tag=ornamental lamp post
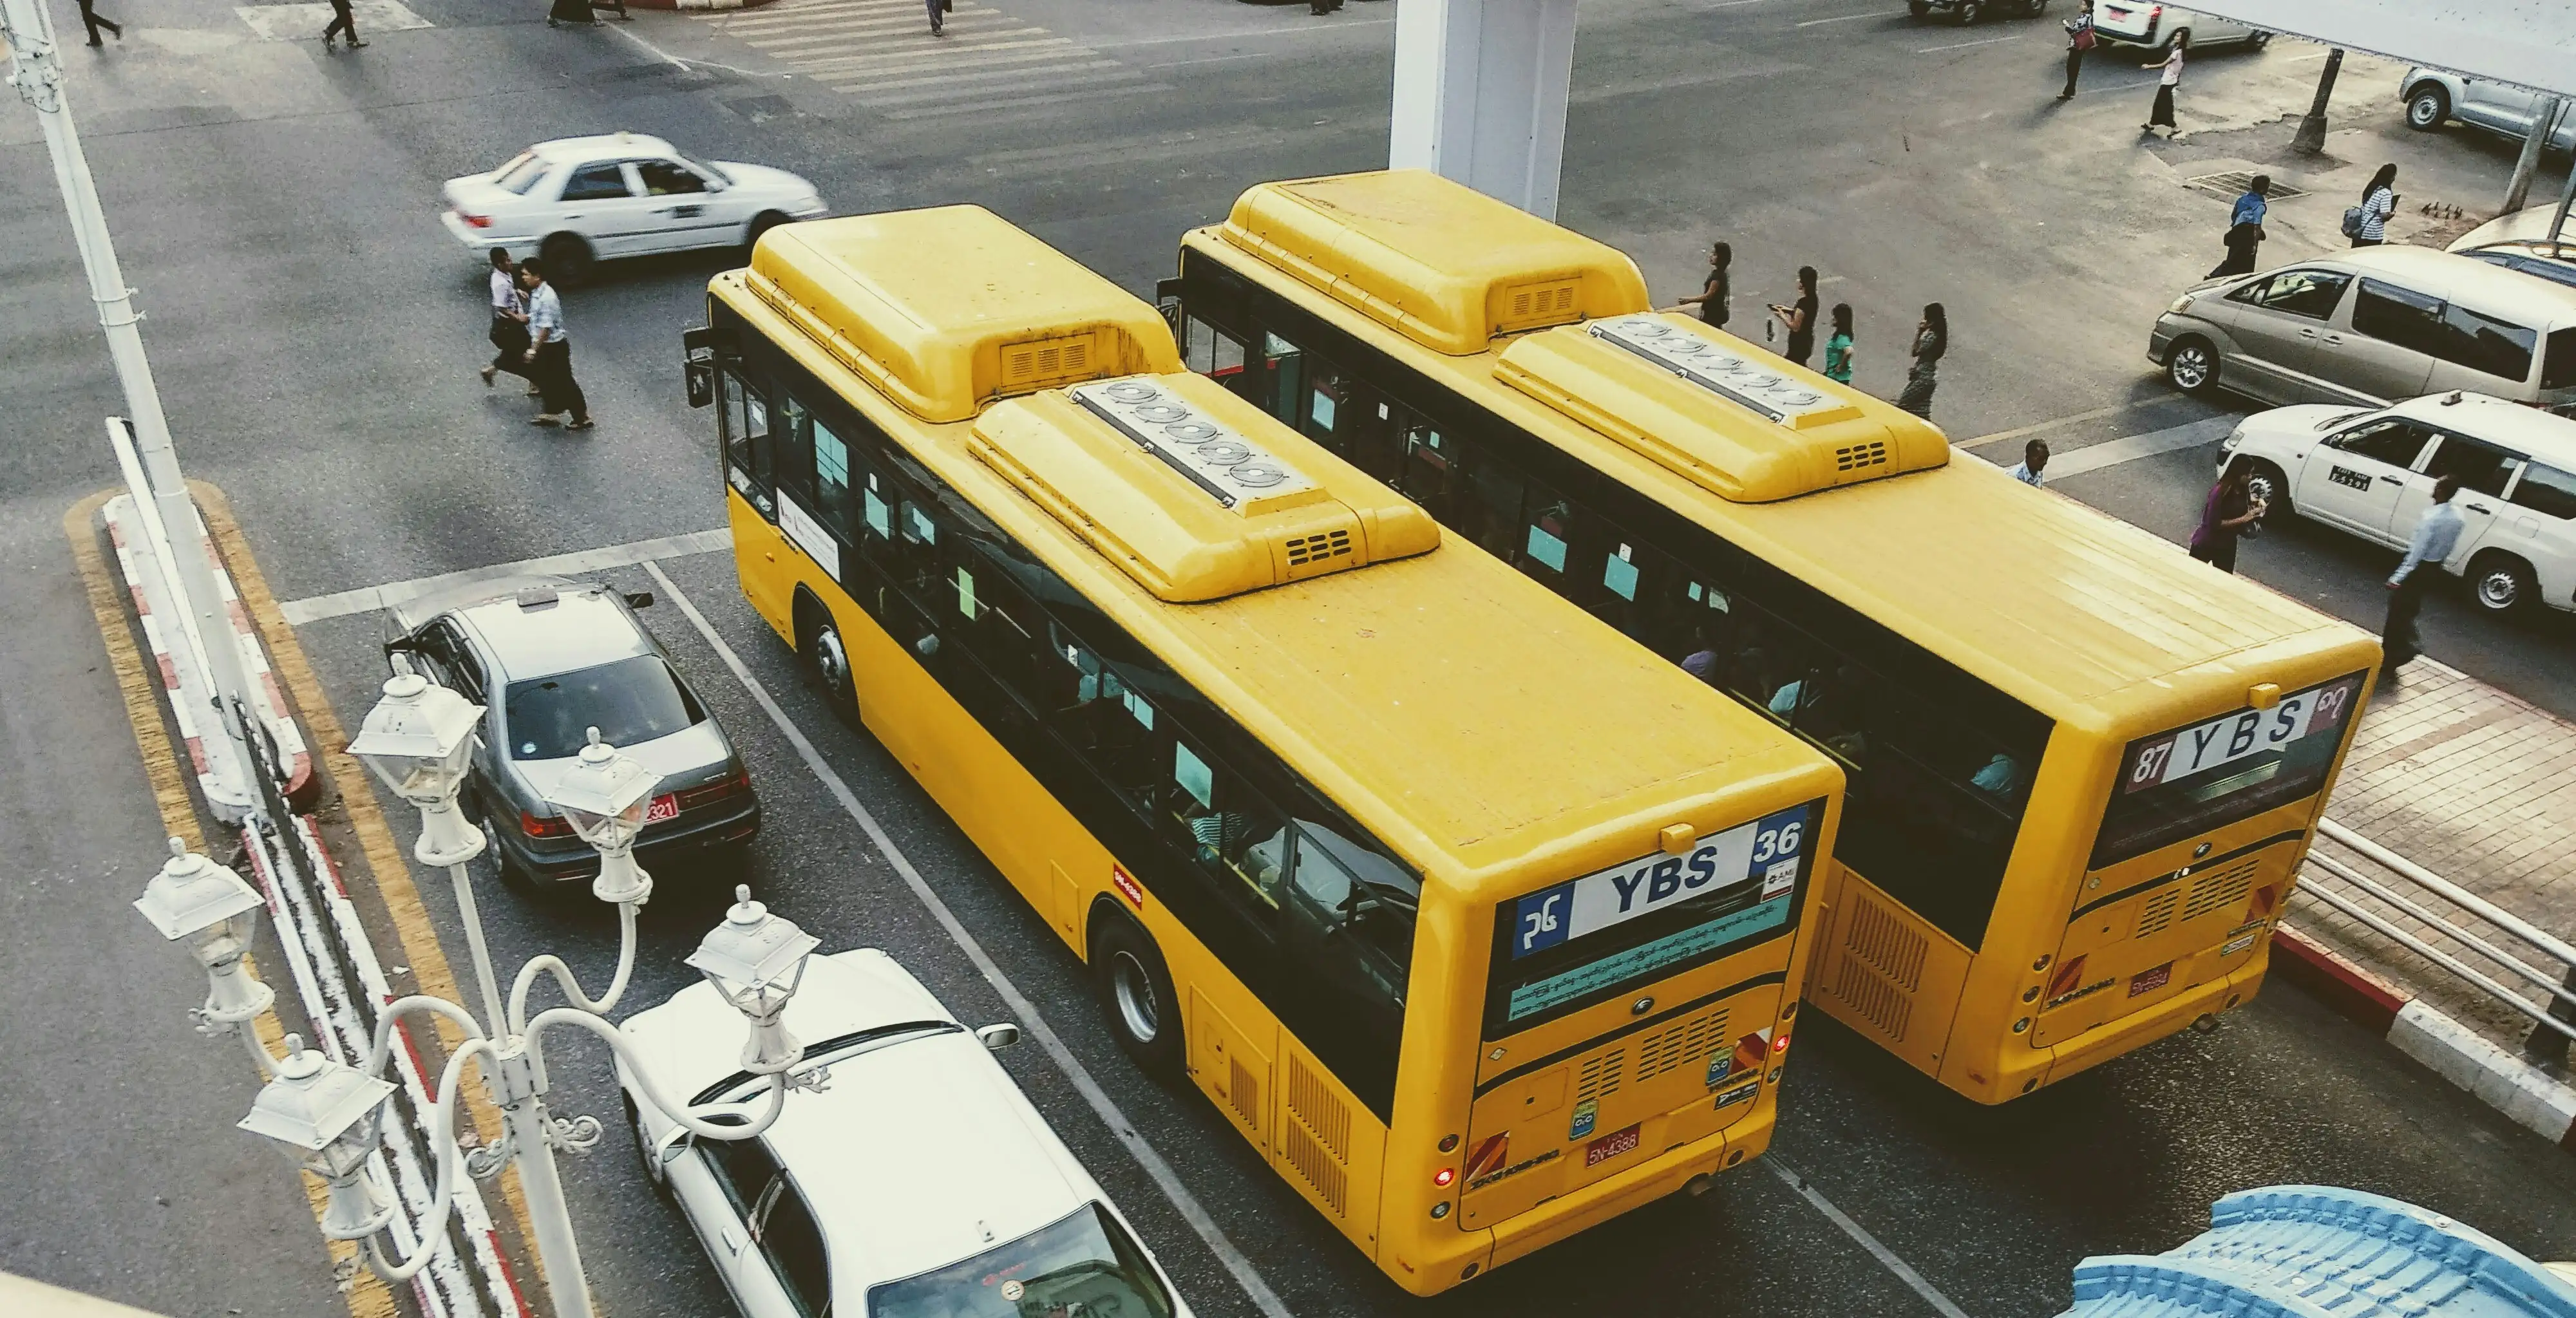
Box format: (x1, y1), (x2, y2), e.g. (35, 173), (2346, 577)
(238, 1033), (400, 1239)
(347, 663), (486, 869)
(543, 726), (661, 906)
(133, 836), (276, 1071)
(688, 885), (822, 1074)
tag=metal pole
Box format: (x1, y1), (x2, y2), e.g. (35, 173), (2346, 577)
(444, 863), (511, 1039)
(500, 1082), (595, 1318)
(1, 0), (266, 811)
(2289, 48), (2343, 156)
(2503, 95), (2564, 215)
(2548, 150), (2576, 261)
(2524, 964), (2576, 1071)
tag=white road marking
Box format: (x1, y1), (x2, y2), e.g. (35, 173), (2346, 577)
(692, 0), (1154, 115)
(2040, 415), (2239, 478)
(1767, 1159), (1973, 1318)
(640, 561), (1298, 1318)
(275, 529), (732, 625)
(1093, 18), (1394, 47)
(1796, 10), (1899, 25)
(1917, 33), (2022, 53)
(1966, 403), (2128, 446)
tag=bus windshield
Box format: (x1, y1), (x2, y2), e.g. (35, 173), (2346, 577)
(1486, 804), (1814, 1033)
(2090, 672), (2365, 868)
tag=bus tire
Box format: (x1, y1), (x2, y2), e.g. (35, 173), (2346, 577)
(795, 590), (859, 726)
(1092, 912), (1183, 1076)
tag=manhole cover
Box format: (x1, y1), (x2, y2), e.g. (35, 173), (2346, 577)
(2186, 171), (2308, 200)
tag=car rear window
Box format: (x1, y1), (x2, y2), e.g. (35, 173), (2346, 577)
(2438, 303), (2538, 382)
(869, 1204), (1173, 1318)
(2512, 462), (2576, 521)
(503, 655), (705, 760)
(494, 152), (549, 195)
(2545, 327), (2576, 391)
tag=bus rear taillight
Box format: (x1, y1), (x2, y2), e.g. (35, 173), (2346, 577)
(1433, 1167), (1456, 1188)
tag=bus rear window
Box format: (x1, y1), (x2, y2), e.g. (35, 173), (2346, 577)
(1485, 803), (1817, 1034)
(2089, 673), (2364, 869)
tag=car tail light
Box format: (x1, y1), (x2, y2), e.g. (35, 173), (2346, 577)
(674, 769), (751, 812)
(454, 209), (493, 229)
(520, 809), (575, 839)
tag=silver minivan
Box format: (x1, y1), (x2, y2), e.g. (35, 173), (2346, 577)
(2149, 246), (2576, 413)
(2401, 68), (2576, 151)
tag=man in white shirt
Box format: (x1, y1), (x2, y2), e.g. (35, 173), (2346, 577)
(519, 259), (592, 429)
(2008, 438), (2050, 487)
(2381, 475), (2463, 677)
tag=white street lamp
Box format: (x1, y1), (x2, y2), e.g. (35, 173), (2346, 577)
(688, 885), (822, 1074)
(238, 1034), (399, 1239)
(133, 836), (276, 1069)
(543, 726), (660, 907)
(348, 666), (486, 869)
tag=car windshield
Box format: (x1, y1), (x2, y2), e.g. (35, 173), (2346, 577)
(503, 655), (705, 760)
(867, 1203), (1174, 1318)
(493, 151), (549, 195)
(681, 155), (730, 186)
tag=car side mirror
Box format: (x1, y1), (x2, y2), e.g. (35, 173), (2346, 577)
(976, 1022), (1022, 1051)
(683, 326), (721, 409)
(651, 1124), (694, 1176)
(623, 591), (655, 610)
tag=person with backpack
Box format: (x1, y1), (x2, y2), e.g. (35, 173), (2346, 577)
(2210, 174), (2270, 278)
(2349, 165), (2398, 247)
(2141, 30), (2186, 135)
(2057, 0), (2095, 100)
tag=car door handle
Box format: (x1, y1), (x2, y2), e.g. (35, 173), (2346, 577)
(720, 1225), (746, 1256)
(562, 212), (583, 220)
(2466, 502), (2492, 513)
(2298, 328), (2320, 339)
(2320, 334), (2344, 344)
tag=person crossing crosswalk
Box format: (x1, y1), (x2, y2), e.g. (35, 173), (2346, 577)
(696, 0), (1166, 120)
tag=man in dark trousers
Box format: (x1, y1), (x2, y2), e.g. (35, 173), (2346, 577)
(2382, 475), (2463, 677)
(321, 0), (366, 49)
(75, 0), (121, 44)
(518, 259), (593, 430)
(2209, 175), (2269, 278)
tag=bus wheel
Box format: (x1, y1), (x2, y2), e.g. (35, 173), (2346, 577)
(1093, 915), (1182, 1075)
(797, 596), (858, 724)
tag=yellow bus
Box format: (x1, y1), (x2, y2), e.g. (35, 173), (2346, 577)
(683, 207), (1844, 1294)
(1159, 169), (2383, 1104)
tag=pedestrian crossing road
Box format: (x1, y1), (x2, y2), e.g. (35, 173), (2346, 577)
(694, 0), (1167, 120)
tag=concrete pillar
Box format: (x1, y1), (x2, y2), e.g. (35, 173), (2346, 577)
(2289, 48), (2342, 155)
(2501, 95), (2566, 215)
(1389, 0), (1580, 220)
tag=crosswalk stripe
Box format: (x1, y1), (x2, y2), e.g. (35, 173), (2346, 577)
(715, 4), (967, 34)
(724, 9), (961, 36)
(750, 26), (1054, 55)
(792, 37), (1074, 71)
(880, 80), (1167, 119)
(851, 59), (1132, 99)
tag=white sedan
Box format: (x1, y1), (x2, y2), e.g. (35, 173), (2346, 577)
(440, 133), (825, 285)
(617, 946), (1193, 1318)
(2219, 390), (2576, 615)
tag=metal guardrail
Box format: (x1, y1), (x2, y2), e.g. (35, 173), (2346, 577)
(2299, 817), (2576, 1066)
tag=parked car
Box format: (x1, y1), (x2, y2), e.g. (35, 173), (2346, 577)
(2149, 246), (2576, 412)
(2400, 68), (2576, 151)
(1905, 0), (2050, 25)
(2088, 2), (2268, 53)
(2219, 391), (2576, 614)
(618, 945), (1194, 1318)
(439, 133), (826, 285)
(386, 576), (759, 889)
(2447, 204), (2576, 292)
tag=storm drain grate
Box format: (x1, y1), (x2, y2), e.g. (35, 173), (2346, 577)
(2185, 171), (2309, 200)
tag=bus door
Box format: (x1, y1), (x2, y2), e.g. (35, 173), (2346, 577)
(721, 366), (793, 634)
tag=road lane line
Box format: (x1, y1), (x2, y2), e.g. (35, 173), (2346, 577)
(641, 562), (1298, 1318)
(1766, 1159), (1973, 1318)
(1796, 10), (1898, 25)
(1965, 403), (2128, 447)
(2041, 415), (2237, 478)
(277, 528), (732, 625)
(1917, 33), (2022, 52)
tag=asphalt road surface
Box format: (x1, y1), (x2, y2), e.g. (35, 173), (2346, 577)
(6, 0), (2574, 1314)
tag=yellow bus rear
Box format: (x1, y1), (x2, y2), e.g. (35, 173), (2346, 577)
(687, 207), (1844, 1292)
(1160, 169), (2382, 1104)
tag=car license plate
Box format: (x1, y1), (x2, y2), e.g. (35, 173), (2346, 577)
(1584, 1124), (1640, 1167)
(2128, 962), (2173, 997)
(645, 794), (679, 825)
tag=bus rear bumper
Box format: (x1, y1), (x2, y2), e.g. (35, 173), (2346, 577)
(2037, 953), (2266, 1091)
(1478, 1100), (1776, 1278)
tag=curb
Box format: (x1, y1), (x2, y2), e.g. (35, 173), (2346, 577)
(2271, 922), (2576, 1152)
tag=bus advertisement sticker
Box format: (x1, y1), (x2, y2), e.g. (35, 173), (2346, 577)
(1713, 1078), (1762, 1110)
(1705, 1050), (1735, 1089)
(1584, 1124), (1642, 1168)
(1569, 1097), (1599, 1141)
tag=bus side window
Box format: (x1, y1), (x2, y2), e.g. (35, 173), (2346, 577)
(810, 413), (857, 542)
(1184, 315), (1247, 382)
(1336, 386), (1404, 485)
(1041, 628), (1160, 813)
(773, 393), (817, 508)
(1519, 482), (1578, 587)
(1167, 735), (1287, 918)
(722, 369), (776, 522)
(1257, 332), (1305, 428)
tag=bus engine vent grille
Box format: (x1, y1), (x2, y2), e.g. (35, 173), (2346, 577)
(1635, 1008), (1732, 1083)
(2181, 858), (2260, 923)
(1283, 529), (1353, 567)
(1843, 891), (1928, 992)
(1576, 1048), (1627, 1103)
(1285, 1054), (1351, 1162)
(1498, 278), (1583, 334)
(2134, 888), (2182, 939)
(1834, 441), (1889, 472)
(1227, 1056), (1262, 1137)
(1283, 1124), (1349, 1217)
(998, 332), (1097, 393)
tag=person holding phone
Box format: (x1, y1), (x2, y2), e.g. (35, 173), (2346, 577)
(1767, 266), (1819, 367)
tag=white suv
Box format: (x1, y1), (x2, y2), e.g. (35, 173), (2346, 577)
(2090, 2), (2268, 53)
(618, 948), (1193, 1318)
(2219, 391), (2576, 615)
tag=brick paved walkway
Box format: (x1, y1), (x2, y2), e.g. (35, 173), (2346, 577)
(2290, 659), (2576, 1057)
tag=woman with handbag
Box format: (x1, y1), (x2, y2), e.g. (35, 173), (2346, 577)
(2058, 0), (2094, 101)
(2188, 462), (2266, 574)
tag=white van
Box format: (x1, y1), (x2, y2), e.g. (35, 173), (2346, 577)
(2220, 392), (2576, 615)
(2150, 246), (2576, 413)
(2090, 2), (2268, 53)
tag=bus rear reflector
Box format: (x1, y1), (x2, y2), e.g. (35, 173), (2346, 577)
(2046, 955), (2088, 1003)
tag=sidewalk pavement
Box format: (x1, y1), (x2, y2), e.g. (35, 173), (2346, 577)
(2276, 656), (2576, 1149)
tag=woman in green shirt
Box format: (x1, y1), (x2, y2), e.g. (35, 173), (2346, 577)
(1823, 303), (1855, 384)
